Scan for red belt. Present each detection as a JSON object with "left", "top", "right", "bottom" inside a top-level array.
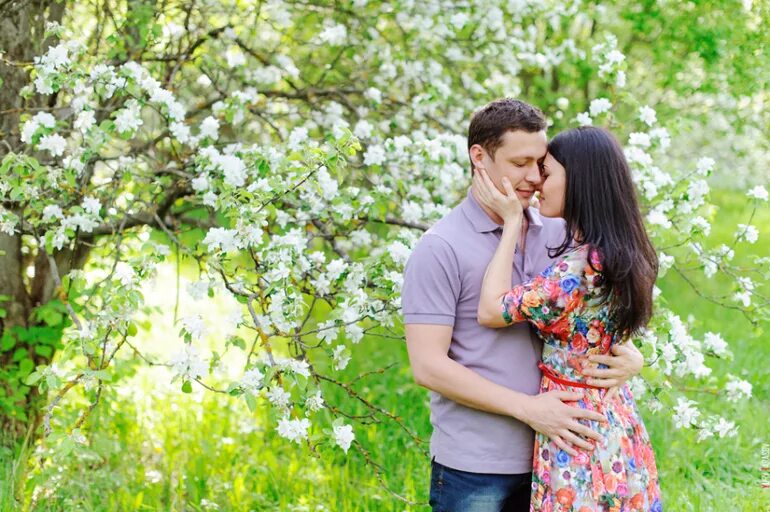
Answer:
[{"left": 537, "top": 360, "right": 603, "bottom": 390}]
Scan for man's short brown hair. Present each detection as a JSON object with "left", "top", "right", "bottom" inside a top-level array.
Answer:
[{"left": 467, "top": 98, "right": 547, "bottom": 165}]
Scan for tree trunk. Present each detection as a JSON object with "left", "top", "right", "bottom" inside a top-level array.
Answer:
[{"left": 0, "top": 0, "right": 67, "bottom": 449}]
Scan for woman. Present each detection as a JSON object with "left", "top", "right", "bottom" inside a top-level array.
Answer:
[{"left": 475, "top": 126, "right": 663, "bottom": 511}]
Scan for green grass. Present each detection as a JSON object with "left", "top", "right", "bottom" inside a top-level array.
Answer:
[{"left": 2, "top": 188, "right": 769, "bottom": 511}]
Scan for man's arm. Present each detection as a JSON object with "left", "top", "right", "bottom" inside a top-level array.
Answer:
[{"left": 406, "top": 323, "right": 608, "bottom": 456}]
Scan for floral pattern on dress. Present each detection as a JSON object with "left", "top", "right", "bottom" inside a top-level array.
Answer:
[{"left": 502, "top": 244, "right": 663, "bottom": 512}]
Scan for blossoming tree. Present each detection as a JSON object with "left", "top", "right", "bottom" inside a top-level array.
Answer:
[{"left": 0, "top": 0, "right": 767, "bottom": 501}]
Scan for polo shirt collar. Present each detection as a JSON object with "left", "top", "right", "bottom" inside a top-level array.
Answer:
[{"left": 461, "top": 187, "right": 544, "bottom": 233}]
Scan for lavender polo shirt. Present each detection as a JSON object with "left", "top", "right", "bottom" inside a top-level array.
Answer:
[{"left": 402, "top": 188, "right": 566, "bottom": 474}]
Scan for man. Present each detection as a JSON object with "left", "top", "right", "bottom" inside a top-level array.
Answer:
[{"left": 402, "top": 98, "right": 644, "bottom": 511}]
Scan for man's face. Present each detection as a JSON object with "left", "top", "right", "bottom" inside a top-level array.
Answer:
[{"left": 470, "top": 130, "right": 547, "bottom": 209}]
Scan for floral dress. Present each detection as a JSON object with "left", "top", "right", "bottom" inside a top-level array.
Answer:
[{"left": 501, "top": 244, "right": 662, "bottom": 512}]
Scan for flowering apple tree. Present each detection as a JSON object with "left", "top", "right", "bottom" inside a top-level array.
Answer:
[{"left": 0, "top": 0, "right": 767, "bottom": 502}]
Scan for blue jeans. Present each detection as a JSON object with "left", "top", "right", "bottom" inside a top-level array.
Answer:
[{"left": 429, "top": 458, "right": 532, "bottom": 512}]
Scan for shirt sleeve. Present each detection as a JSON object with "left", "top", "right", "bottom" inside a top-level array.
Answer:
[
  {"left": 401, "top": 233, "right": 461, "bottom": 326},
  {"left": 501, "top": 249, "right": 590, "bottom": 332}
]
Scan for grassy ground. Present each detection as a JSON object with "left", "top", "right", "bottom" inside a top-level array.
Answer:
[{"left": 2, "top": 188, "right": 769, "bottom": 511}]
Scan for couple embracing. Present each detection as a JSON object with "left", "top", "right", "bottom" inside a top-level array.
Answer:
[{"left": 402, "top": 98, "right": 663, "bottom": 511}]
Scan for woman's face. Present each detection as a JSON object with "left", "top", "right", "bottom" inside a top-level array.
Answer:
[{"left": 538, "top": 153, "right": 566, "bottom": 217}]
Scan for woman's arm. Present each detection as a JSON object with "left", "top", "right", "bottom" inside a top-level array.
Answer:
[
  {"left": 478, "top": 218, "right": 522, "bottom": 327},
  {"left": 472, "top": 168, "right": 525, "bottom": 327},
  {"left": 497, "top": 253, "right": 584, "bottom": 329}
]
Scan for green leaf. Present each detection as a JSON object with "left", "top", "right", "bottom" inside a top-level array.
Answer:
[
  {"left": 229, "top": 336, "right": 246, "bottom": 350},
  {"left": 0, "top": 332, "right": 15, "bottom": 352},
  {"left": 181, "top": 380, "right": 193, "bottom": 393},
  {"left": 244, "top": 393, "right": 257, "bottom": 412},
  {"left": 127, "top": 323, "right": 138, "bottom": 337},
  {"left": 34, "top": 345, "right": 53, "bottom": 358},
  {"left": 45, "top": 374, "right": 61, "bottom": 390},
  {"left": 24, "top": 371, "right": 42, "bottom": 386},
  {"left": 18, "top": 358, "right": 34, "bottom": 376},
  {"left": 91, "top": 370, "right": 111, "bottom": 381},
  {"left": 11, "top": 348, "right": 27, "bottom": 362}
]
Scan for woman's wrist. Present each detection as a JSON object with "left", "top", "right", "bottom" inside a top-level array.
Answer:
[{"left": 502, "top": 212, "right": 523, "bottom": 225}]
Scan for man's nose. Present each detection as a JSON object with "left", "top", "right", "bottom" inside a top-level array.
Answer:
[{"left": 524, "top": 164, "right": 542, "bottom": 184}]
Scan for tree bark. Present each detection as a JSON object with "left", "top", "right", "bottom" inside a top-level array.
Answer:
[{"left": 0, "top": 0, "right": 67, "bottom": 448}]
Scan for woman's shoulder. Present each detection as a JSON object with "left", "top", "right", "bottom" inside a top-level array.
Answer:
[{"left": 546, "top": 244, "right": 602, "bottom": 280}]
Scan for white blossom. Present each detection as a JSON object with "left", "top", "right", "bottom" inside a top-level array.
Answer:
[
  {"left": 388, "top": 240, "right": 412, "bottom": 265},
  {"left": 646, "top": 208, "right": 671, "bottom": 229},
  {"left": 639, "top": 105, "right": 657, "bottom": 126},
  {"left": 192, "top": 174, "right": 210, "bottom": 192},
  {"left": 589, "top": 98, "right": 612, "bottom": 116},
  {"left": 703, "top": 332, "right": 728, "bottom": 356},
  {"left": 735, "top": 224, "right": 758, "bottom": 244},
  {"left": 38, "top": 134, "right": 67, "bottom": 156},
  {"left": 266, "top": 386, "right": 292, "bottom": 409},
  {"left": 212, "top": 154, "right": 247, "bottom": 187},
  {"left": 42, "top": 204, "right": 64, "bottom": 222},
  {"left": 202, "top": 227, "right": 242, "bottom": 253},
  {"left": 281, "top": 358, "right": 311, "bottom": 378},
  {"left": 225, "top": 47, "right": 246, "bottom": 68},
  {"left": 689, "top": 216, "right": 711, "bottom": 236},
  {"left": 450, "top": 12, "right": 469, "bottom": 29},
  {"left": 170, "top": 122, "right": 191, "bottom": 144},
  {"left": 628, "top": 132, "right": 651, "bottom": 147},
  {"left": 696, "top": 426, "right": 714, "bottom": 443},
  {"left": 672, "top": 397, "right": 700, "bottom": 429},
  {"left": 276, "top": 417, "right": 310, "bottom": 444},
  {"left": 318, "top": 23, "right": 348, "bottom": 45},
  {"left": 616, "top": 70, "right": 627, "bottom": 87},
  {"left": 363, "top": 144, "right": 386, "bottom": 166},
  {"left": 114, "top": 101, "right": 143, "bottom": 133},
  {"left": 724, "top": 376, "right": 752, "bottom": 402},
  {"left": 713, "top": 417, "right": 737, "bottom": 438},
  {"left": 305, "top": 390, "right": 325, "bottom": 413},
  {"left": 180, "top": 314, "right": 207, "bottom": 341},
  {"left": 652, "top": 254, "right": 671, "bottom": 280},
  {"left": 326, "top": 258, "right": 347, "bottom": 281},
  {"left": 576, "top": 112, "right": 592, "bottom": 126},
  {"left": 695, "top": 157, "right": 716, "bottom": 175},
  {"left": 353, "top": 120, "right": 373, "bottom": 139},
  {"left": 114, "top": 261, "right": 135, "bottom": 286},
  {"left": 649, "top": 127, "right": 671, "bottom": 149},
  {"left": 82, "top": 196, "right": 101, "bottom": 215},
  {"left": 747, "top": 185, "right": 768, "bottom": 201},
  {"left": 240, "top": 367, "right": 264, "bottom": 393},
  {"left": 316, "top": 166, "right": 339, "bottom": 198},
  {"left": 332, "top": 344, "right": 350, "bottom": 370},
  {"left": 317, "top": 320, "right": 339, "bottom": 344},
  {"left": 333, "top": 423, "right": 355, "bottom": 453},
  {"left": 199, "top": 116, "right": 220, "bottom": 140},
  {"left": 74, "top": 110, "right": 96, "bottom": 131},
  {"left": 364, "top": 87, "right": 382, "bottom": 103},
  {"left": 345, "top": 323, "right": 365, "bottom": 344},
  {"left": 168, "top": 344, "right": 208, "bottom": 381}
]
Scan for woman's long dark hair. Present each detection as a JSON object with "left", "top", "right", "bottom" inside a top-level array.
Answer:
[{"left": 547, "top": 126, "right": 658, "bottom": 338}]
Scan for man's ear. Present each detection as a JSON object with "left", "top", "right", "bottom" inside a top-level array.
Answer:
[{"left": 468, "top": 144, "right": 486, "bottom": 169}]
